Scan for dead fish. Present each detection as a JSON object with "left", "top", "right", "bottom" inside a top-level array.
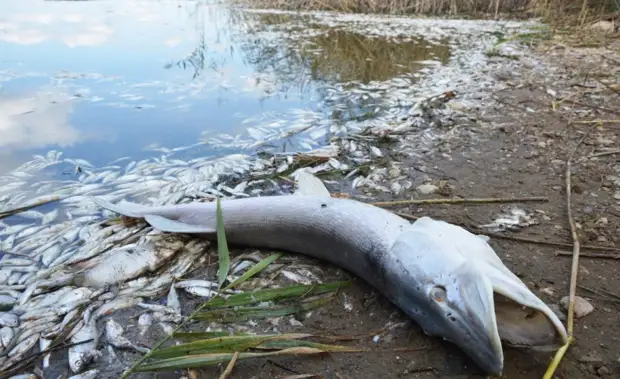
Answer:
[
  {"left": 40, "top": 337, "right": 53, "bottom": 368},
  {"left": 73, "top": 240, "right": 184, "bottom": 288},
  {"left": 68, "top": 316, "right": 99, "bottom": 373},
  {"left": 0, "top": 326, "right": 14, "bottom": 347},
  {"left": 8, "top": 333, "right": 39, "bottom": 357},
  {"left": 104, "top": 319, "right": 149, "bottom": 353},
  {"left": 166, "top": 285, "right": 181, "bottom": 314},
  {"left": 137, "top": 313, "right": 152, "bottom": 336},
  {"left": 91, "top": 170, "right": 568, "bottom": 375},
  {"left": 93, "top": 296, "right": 143, "bottom": 320},
  {"left": 0, "top": 312, "right": 19, "bottom": 327}
]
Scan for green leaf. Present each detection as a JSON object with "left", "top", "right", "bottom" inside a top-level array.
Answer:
[
  {"left": 205, "top": 281, "right": 351, "bottom": 309},
  {"left": 150, "top": 333, "right": 312, "bottom": 359},
  {"left": 135, "top": 347, "right": 328, "bottom": 372},
  {"left": 193, "top": 293, "right": 336, "bottom": 323},
  {"left": 172, "top": 331, "right": 246, "bottom": 341},
  {"left": 216, "top": 197, "right": 230, "bottom": 289},
  {"left": 228, "top": 252, "right": 283, "bottom": 289},
  {"left": 255, "top": 339, "right": 364, "bottom": 353}
]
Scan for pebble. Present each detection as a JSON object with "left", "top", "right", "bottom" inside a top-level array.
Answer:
[
  {"left": 614, "top": 192, "right": 620, "bottom": 200},
  {"left": 416, "top": 184, "right": 438, "bottom": 195},
  {"left": 597, "top": 366, "right": 611, "bottom": 376},
  {"left": 560, "top": 295, "right": 594, "bottom": 318},
  {"left": 579, "top": 352, "right": 603, "bottom": 363}
]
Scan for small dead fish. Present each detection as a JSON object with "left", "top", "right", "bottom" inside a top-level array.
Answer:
[
  {"left": 68, "top": 316, "right": 99, "bottom": 373},
  {"left": 0, "top": 313, "right": 19, "bottom": 327},
  {"left": 0, "top": 326, "right": 14, "bottom": 347},
  {"left": 166, "top": 285, "right": 181, "bottom": 314},
  {"left": 158, "top": 322, "right": 174, "bottom": 336},
  {"left": 105, "top": 319, "right": 149, "bottom": 353},
  {"left": 18, "top": 282, "right": 38, "bottom": 306},
  {"left": 0, "top": 294, "right": 16, "bottom": 309},
  {"left": 93, "top": 296, "right": 143, "bottom": 320},
  {"left": 152, "top": 312, "right": 183, "bottom": 324},
  {"left": 174, "top": 279, "right": 218, "bottom": 289},
  {"left": 138, "top": 303, "right": 178, "bottom": 314},
  {"left": 137, "top": 313, "right": 152, "bottom": 336},
  {"left": 182, "top": 286, "right": 217, "bottom": 298},
  {"left": 40, "top": 337, "right": 52, "bottom": 368},
  {"left": 8, "top": 333, "right": 39, "bottom": 357}
]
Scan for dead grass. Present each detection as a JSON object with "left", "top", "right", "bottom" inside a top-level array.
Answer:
[{"left": 236, "top": 0, "right": 619, "bottom": 27}]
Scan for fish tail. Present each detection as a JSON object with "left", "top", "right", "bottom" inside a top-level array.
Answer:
[{"left": 293, "top": 169, "right": 331, "bottom": 197}]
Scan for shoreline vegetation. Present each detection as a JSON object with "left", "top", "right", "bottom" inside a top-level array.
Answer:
[{"left": 235, "top": 0, "right": 618, "bottom": 28}]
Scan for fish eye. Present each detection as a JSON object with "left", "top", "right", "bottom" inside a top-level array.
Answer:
[{"left": 430, "top": 286, "right": 447, "bottom": 302}]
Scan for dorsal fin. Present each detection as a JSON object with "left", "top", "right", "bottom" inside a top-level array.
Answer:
[
  {"left": 293, "top": 169, "right": 331, "bottom": 197},
  {"left": 90, "top": 196, "right": 150, "bottom": 218},
  {"left": 144, "top": 215, "right": 216, "bottom": 234}
]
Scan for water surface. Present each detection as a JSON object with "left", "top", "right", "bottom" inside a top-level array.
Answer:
[{"left": 0, "top": 0, "right": 450, "bottom": 176}]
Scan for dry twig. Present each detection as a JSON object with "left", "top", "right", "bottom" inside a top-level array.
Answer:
[
  {"left": 555, "top": 251, "right": 620, "bottom": 259},
  {"left": 219, "top": 351, "right": 240, "bottom": 379},
  {"left": 589, "top": 149, "right": 620, "bottom": 158},
  {"left": 371, "top": 196, "right": 548, "bottom": 207},
  {"left": 543, "top": 134, "right": 586, "bottom": 379},
  {"left": 0, "top": 196, "right": 63, "bottom": 220}
]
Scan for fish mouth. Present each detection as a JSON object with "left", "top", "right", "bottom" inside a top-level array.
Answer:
[{"left": 453, "top": 274, "right": 504, "bottom": 376}]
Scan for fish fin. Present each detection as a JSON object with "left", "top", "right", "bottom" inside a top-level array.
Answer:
[
  {"left": 144, "top": 215, "right": 216, "bottom": 234},
  {"left": 293, "top": 169, "right": 331, "bottom": 197},
  {"left": 90, "top": 197, "right": 149, "bottom": 218}
]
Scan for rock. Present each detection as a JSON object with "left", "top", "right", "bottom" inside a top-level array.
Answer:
[
  {"left": 416, "top": 184, "right": 438, "bottom": 195},
  {"left": 596, "top": 137, "right": 615, "bottom": 146},
  {"left": 614, "top": 192, "right": 620, "bottom": 200},
  {"left": 537, "top": 141, "right": 547, "bottom": 148},
  {"left": 579, "top": 351, "right": 603, "bottom": 363},
  {"left": 560, "top": 295, "right": 594, "bottom": 318},
  {"left": 597, "top": 366, "right": 611, "bottom": 376},
  {"left": 596, "top": 217, "right": 608, "bottom": 225}
]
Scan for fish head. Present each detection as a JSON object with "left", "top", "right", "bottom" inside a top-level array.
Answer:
[{"left": 385, "top": 217, "right": 567, "bottom": 376}]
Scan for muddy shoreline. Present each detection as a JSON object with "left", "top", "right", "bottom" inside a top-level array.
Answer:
[
  {"left": 57, "top": 31, "right": 620, "bottom": 379},
  {"left": 2, "top": 6, "right": 619, "bottom": 379}
]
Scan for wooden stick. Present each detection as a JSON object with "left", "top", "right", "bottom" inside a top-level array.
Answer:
[
  {"left": 0, "top": 196, "right": 63, "bottom": 220},
  {"left": 570, "top": 119, "right": 620, "bottom": 124},
  {"left": 589, "top": 149, "right": 620, "bottom": 158},
  {"left": 484, "top": 232, "right": 620, "bottom": 252},
  {"left": 371, "top": 196, "right": 548, "bottom": 207},
  {"left": 219, "top": 351, "right": 240, "bottom": 379},
  {"left": 555, "top": 251, "right": 620, "bottom": 259},
  {"left": 543, "top": 135, "right": 585, "bottom": 379}
]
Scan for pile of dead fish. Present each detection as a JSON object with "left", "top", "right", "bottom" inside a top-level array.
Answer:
[{"left": 0, "top": 10, "right": 540, "bottom": 377}]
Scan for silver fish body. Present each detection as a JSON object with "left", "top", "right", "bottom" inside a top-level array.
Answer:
[{"left": 91, "top": 172, "right": 568, "bottom": 375}]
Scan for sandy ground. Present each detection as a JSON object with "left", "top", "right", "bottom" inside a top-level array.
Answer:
[{"left": 39, "top": 30, "right": 620, "bottom": 379}]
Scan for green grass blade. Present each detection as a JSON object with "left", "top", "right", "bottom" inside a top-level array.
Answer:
[
  {"left": 255, "top": 340, "right": 364, "bottom": 353},
  {"left": 228, "top": 252, "right": 283, "bottom": 289},
  {"left": 204, "top": 281, "right": 351, "bottom": 309},
  {"left": 172, "top": 331, "right": 248, "bottom": 341},
  {"left": 216, "top": 197, "right": 230, "bottom": 289},
  {"left": 150, "top": 333, "right": 313, "bottom": 359},
  {"left": 194, "top": 293, "right": 337, "bottom": 323},
  {"left": 135, "top": 347, "right": 327, "bottom": 372}
]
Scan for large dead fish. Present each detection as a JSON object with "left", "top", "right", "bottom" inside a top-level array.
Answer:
[{"left": 91, "top": 171, "right": 567, "bottom": 375}]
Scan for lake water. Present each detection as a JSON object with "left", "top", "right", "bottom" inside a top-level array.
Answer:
[{"left": 0, "top": 0, "right": 451, "bottom": 177}]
